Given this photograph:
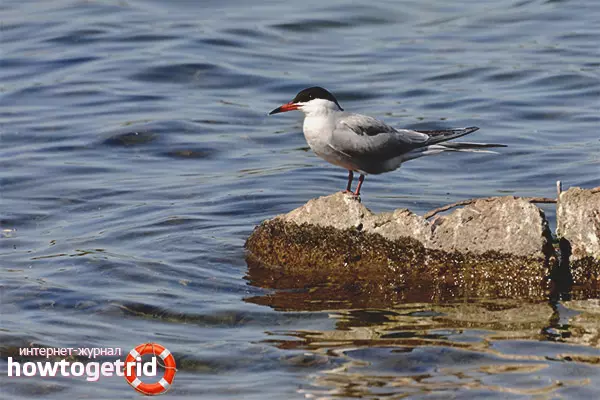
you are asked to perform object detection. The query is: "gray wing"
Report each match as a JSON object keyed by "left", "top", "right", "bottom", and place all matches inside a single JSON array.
[{"left": 331, "top": 113, "right": 430, "bottom": 160}]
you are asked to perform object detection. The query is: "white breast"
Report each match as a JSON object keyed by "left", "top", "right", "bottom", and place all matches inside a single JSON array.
[
  {"left": 303, "top": 116, "right": 358, "bottom": 171},
  {"left": 303, "top": 116, "right": 331, "bottom": 152}
]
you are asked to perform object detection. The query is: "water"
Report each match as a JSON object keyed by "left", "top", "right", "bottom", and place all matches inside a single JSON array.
[{"left": 1, "top": 0, "right": 599, "bottom": 398}]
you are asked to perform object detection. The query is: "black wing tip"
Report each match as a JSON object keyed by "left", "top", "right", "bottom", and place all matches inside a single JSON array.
[{"left": 462, "top": 127, "right": 508, "bottom": 147}]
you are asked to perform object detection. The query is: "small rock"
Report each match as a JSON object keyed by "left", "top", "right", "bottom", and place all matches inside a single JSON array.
[
  {"left": 557, "top": 187, "right": 600, "bottom": 261},
  {"left": 278, "top": 193, "right": 371, "bottom": 230}
]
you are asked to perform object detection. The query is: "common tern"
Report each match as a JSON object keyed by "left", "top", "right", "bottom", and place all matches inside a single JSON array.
[{"left": 270, "top": 87, "right": 504, "bottom": 196}]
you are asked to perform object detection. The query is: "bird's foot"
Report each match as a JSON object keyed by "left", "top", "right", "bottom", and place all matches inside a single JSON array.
[{"left": 341, "top": 190, "right": 361, "bottom": 201}]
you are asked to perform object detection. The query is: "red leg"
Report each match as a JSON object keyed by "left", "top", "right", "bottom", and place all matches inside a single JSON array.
[
  {"left": 353, "top": 174, "right": 365, "bottom": 196},
  {"left": 344, "top": 170, "right": 354, "bottom": 192}
]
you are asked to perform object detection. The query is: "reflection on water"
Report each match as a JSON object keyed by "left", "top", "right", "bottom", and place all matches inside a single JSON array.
[
  {"left": 262, "top": 300, "right": 600, "bottom": 398},
  {"left": 245, "top": 244, "right": 600, "bottom": 398}
]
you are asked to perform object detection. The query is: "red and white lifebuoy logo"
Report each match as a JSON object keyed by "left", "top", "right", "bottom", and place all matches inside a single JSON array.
[{"left": 124, "top": 343, "right": 177, "bottom": 396}]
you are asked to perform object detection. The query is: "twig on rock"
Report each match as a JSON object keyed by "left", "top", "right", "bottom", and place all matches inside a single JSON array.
[
  {"left": 424, "top": 196, "right": 557, "bottom": 219},
  {"left": 424, "top": 199, "right": 477, "bottom": 219}
]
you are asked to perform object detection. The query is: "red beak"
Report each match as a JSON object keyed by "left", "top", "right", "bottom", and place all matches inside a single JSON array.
[{"left": 269, "top": 102, "right": 299, "bottom": 115}]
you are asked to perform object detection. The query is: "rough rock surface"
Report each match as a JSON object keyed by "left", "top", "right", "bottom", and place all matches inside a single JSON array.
[
  {"left": 279, "top": 193, "right": 372, "bottom": 230},
  {"left": 277, "top": 192, "right": 554, "bottom": 257},
  {"left": 430, "top": 196, "right": 554, "bottom": 258},
  {"left": 557, "top": 187, "right": 600, "bottom": 261},
  {"left": 367, "top": 209, "right": 433, "bottom": 245},
  {"left": 245, "top": 192, "right": 560, "bottom": 301},
  {"left": 279, "top": 194, "right": 432, "bottom": 244}
]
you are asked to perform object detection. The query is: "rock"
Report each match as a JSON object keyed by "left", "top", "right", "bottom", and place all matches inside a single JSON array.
[
  {"left": 279, "top": 193, "right": 372, "bottom": 230},
  {"left": 245, "top": 193, "right": 560, "bottom": 302},
  {"left": 557, "top": 187, "right": 600, "bottom": 261},
  {"left": 278, "top": 193, "right": 432, "bottom": 243},
  {"left": 430, "top": 197, "right": 554, "bottom": 258},
  {"left": 556, "top": 187, "right": 600, "bottom": 290},
  {"left": 276, "top": 193, "right": 555, "bottom": 256},
  {"left": 367, "top": 209, "right": 432, "bottom": 244}
]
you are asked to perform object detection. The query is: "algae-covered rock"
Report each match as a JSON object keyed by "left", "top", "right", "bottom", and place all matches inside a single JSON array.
[{"left": 245, "top": 193, "right": 557, "bottom": 302}]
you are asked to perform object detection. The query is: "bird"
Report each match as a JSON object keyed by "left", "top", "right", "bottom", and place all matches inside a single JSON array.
[{"left": 269, "top": 86, "right": 505, "bottom": 196}]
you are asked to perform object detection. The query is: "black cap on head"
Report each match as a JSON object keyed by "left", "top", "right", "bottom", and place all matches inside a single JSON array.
[{"left": 292, "top": 87, "right": 343, "bottom": 111}]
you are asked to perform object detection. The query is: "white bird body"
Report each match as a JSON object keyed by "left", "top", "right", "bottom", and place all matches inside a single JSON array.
[{"left": 270, "top": 87, "right": 504, "bottom": 195}]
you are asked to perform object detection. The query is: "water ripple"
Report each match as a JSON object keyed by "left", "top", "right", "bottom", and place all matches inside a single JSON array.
[{"left": 2, "top": 0, "right": 600, "bottom": 398}]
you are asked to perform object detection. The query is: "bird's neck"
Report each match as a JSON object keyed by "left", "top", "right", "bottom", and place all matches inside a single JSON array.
[
  {"left": 300, "top": 100, "right": 343, "bottom": 118},
  {"left": 300, "top": 103, "right": 342, "bottom": 141},
  {"left": 309, "top": 108, "right": 339, "bottom": 117}
]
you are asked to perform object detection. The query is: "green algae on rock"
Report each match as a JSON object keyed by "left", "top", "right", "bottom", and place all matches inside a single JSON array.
[{"left": 245, "top": 193, "right": 557, "bottom": 303}]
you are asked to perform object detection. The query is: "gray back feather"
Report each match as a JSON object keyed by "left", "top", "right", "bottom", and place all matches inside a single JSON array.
[{"left": 333, "top": 113, "right": 430, "bottom": 161}]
